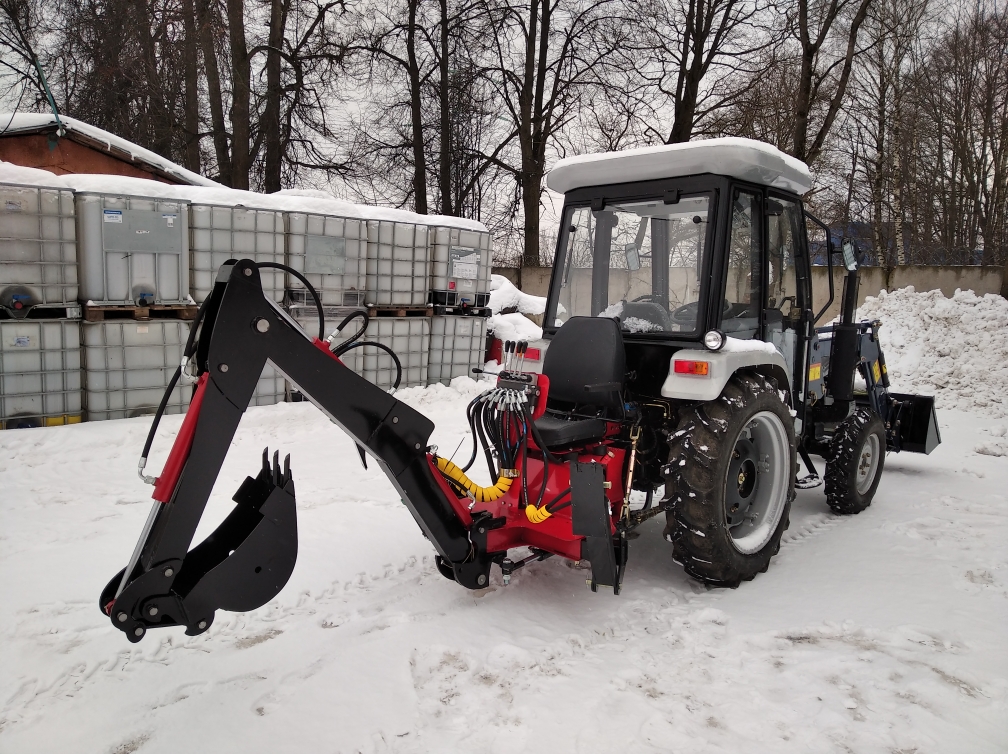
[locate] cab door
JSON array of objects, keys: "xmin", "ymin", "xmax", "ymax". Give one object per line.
[{"xmin": 763, "ymin": 195, "xmax": 810, "ymax": 405}]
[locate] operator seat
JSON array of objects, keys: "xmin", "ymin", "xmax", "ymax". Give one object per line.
[{"xmin": 534, "ymin": 316, "xmax": 626, "ymax": 449}]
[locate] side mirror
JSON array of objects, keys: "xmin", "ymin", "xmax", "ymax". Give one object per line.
[
  {"xmin": 841, "ymin": 239, "xmax": 859, "ymax": 271},
  {"xmin": 625, "ymin": 243, "xmax": 641, "ymax": 271}
]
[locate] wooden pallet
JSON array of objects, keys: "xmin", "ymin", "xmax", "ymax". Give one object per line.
[
  {"xmin": 82, "ymin": 303, "xmax": 199, "ymax": 322},
  {"xmin": 366, "ymin": 305, "xmax": 433, "ymax": 318}
]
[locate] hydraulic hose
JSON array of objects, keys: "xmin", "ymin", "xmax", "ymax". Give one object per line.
[
  {"xmin": 256, "ymin": 261, "xmax": 324, "ymax": 340},
  {"xmin": 434, "ymin": 456, "xmax": 513, "ymax": 503}
]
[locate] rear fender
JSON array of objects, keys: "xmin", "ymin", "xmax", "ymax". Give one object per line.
[{"xmin": 661, "ymin": 341, "xmax": 791, "ymax": 402}]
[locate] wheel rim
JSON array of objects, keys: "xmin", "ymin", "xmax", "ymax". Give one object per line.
[
  {"xmin": 855, "ymin": 433, "xmax": 881, "ymax": 495},
  {"xmin": 724, "ymin": 411, "xmax": 790, "ymax": 555}
]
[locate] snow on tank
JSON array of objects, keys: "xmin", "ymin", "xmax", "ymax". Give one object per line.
[{"xmin": 546, "ymin": 137, "xmax": 812, "ymax": 196}]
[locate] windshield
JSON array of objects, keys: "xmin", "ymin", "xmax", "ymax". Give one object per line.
[{"xmin": 552, "ymin": 194, "xmax": 711, "ymax": 335}]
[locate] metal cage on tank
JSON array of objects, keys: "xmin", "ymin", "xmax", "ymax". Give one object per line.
[
  {"xmin": 0, "ymin": 183, "xmax": 78, "ymax": 318},
  {"xmin": 0, "ymin": 319, "xmax": 83, "ymax": 429},
  {"xmin": 82, "ymin": 320, "xmax": 193, "ymax": 421},
  {"xmin": 427, "ymin": 314, "xmax": 488, "ymax": 385},
  {"xmin": 365, "ymin": 221, "xmax": 431, "ymax": 307},
  {"xmin": 189, "ymin": 204, "xmax": 286, "ymax": 304},
  {"xmin": 286, "ymin": 212, "xmax": 367, "ymax": 308}
]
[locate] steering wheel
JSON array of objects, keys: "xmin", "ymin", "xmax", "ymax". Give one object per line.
[
  {"xmin": 631, "ymin": 294, "xmax": 653, "ymax": 303},
  {"xmin": 670, "ymin": 299, "xmax": 731, "ymax": 325}
]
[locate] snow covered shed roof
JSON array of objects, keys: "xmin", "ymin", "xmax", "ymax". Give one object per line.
[
  {"xmin": 0, "ymin": 113, "xmax": 219, "ymax": 187},
  {"xmin": 546, "ymin": 138, "xmax": 812, "ymax": 196}
]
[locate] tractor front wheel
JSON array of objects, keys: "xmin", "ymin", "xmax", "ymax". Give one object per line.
[
  {"xmin": 825, "ymin": 408, "xmax": 886, "ymax": 514},
  {"xmin": 663, "ymin": 372, "xmax": 796, "ymax": 587}
]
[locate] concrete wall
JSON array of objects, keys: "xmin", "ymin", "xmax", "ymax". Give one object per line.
[{"xmin": 494, "ymin": 265, "xmax": 1005, "ymax": 323}]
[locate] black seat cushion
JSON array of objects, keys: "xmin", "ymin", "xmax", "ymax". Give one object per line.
[
  {"xmin": 534, "ymin": 414, "xmax": 608, "ymax": 448},
  {"xmin": 542, "ymin": 317, "xmax": 625, "ymax": 411}
]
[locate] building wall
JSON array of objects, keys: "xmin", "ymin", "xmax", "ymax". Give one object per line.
[{"xmin": 0, "ymin": 134, "xmax": 173, "ymax": 183}]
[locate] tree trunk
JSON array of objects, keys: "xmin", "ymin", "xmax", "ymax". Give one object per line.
[
  {"xmin": 227, "ymin": 0, "xmax": 251, "ymax": 190},
  {"xmin": 406, "ymin": 0, "xmax": 428, "ymax": 213},
  {"xmin": 197, "ymin": 0, "xmax": 231, "ymax": 184},
  {"xmin": 134, "ymin": 0, "xmax": 173, "ymax": 158},
  {"xmin": 793, "ymin": 44, "xmax": 815, "ymax": 163},
  {"xmin": 518, "ymin": 0, "xmax": 541, "ymax": 267},
  {"xmin": 521, "ymin": 171, "xmax": 541, "ymax": 267},
  {"xmin": 263, "ymin": 0, "xmax": 287, "ymax": 192},
  {"xmin": 438, "ymin": 0, "xmax": 452, "ymax": 215},
  {"xmin": 182, "ymin": 0, "xmax": 201, "ymax": 173},
  {"xmin": 667, "ymin": 75, "xmax": 699, "ymax": 143}
]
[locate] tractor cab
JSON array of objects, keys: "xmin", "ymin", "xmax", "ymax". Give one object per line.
[{"xmin": 542, "ymin": 138, "xmax": 816, "ymax": 408}]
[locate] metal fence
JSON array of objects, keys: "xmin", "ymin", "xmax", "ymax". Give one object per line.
[{"xmin": 808, "ymin": 240, "xmax": 1006, "ymax": 267}]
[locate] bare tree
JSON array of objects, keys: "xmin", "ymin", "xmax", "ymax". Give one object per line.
[
  {"xmin": 480, "ymin": 0, "xmax": 621, "ymax": 266},
  {"xmin": 793, "ymin": 0, "xmax": 873, "ymax": 165},
  {"xmin": 634, "ymin": 0, "xmax": 776, "ymax": 144}
]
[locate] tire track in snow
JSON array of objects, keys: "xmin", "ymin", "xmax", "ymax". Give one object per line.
[
  {"xmin": 0, "ymin": 553, "xmax": 443, "ymax": 730},
  {"xmin": 779, "ymin": 511, "xmax": 841, "ymax": 549}
]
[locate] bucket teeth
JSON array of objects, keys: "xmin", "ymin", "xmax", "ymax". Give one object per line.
[{"xmin": 260, "ymin": 448, "xmax": 292, "ymax": 488}]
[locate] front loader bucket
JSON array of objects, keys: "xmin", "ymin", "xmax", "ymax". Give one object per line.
[
  {"xmin": 888, "ymin": 393, "xmax": 941, "ymax": 454},
  {"xmin": 100, "ymin": 449, "xmax": 298, "ymax": 641}
]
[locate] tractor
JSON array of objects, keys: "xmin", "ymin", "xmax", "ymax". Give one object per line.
[{"xmin": 100, "ymin": 138, "xmax": 941, "ymax": 643}]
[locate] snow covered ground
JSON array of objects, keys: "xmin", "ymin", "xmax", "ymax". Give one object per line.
[{"xmin": 2, "ymin": 291, "xmax": 1007, "ymax": 753}]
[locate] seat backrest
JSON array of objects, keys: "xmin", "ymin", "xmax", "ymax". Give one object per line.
[
  {"xmin": 619, "ymin": 301, "xmax": 672, "ymax": 332},
  {"xmin": 543, "ymin": 316, "xmax": 625, "ymax": 411}
]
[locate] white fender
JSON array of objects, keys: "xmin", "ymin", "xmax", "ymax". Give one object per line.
[{"xmin": 661, "ymin": 338, "xmax": 790, "ymax": 402}]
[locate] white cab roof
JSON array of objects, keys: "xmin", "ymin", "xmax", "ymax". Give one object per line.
[{"xmin": 546, "ymin": 137, "xmax": 812, "ymax": 196}]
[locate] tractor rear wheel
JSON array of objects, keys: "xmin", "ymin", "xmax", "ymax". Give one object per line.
[
  {"xmin": 825, "ymin": 408, "xmax": 886, "ymax": 514},
  {"xmin": 663, "ymin": 372, "xmax": 796, "ymax": 587}
]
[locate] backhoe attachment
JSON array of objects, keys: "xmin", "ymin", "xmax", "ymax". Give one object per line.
[{"xmin": 101, "ymin": 260, "xmax": 476, "ymax": 642}]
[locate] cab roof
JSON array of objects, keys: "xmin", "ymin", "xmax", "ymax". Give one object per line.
[{"xmin": 546, "ymin": 137, "xmax": 812, "ymax": 196}]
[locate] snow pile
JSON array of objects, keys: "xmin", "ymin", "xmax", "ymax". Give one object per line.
[
  {"xmin": 599, "ymin": 300, "xmax": 623, "ymax": 319},
  {"xmin": 488, "ymin": 312, "xmax": 542, "ymax": 342},
  {"xmin": 488, "ymin": 274, "xmax": 546, "ymax": 316},
  {"xmin": 392, "ymin": 375, "xmax": 490, "ymax": 410},
  {"xmin": 0, "ymin": 161, "xmax": 72, "ymax": 187},
  {"xmin": 857, "ymin": 287, "xmax": 1008, "ymax": 418},
  {"xmin": 487, "ymin": 274, "xmax": 545, "ymax": 341}
]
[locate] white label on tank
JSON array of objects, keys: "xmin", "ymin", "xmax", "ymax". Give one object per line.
[
  {"xmin": 458, "ymin": 279, "xmax": 474, "ymax": 290},
  {"xmin": 163, "ymin": 214, "xmax": 176, "ymax": 227},
  {"xmin": 103, "ymin": 209, "xmax": 123, "ymax": 223},
  {"xmin": 137, "ymin": 325, "xmax": 149, "ymax": 334},
  {"xmin": 5, "ymin": 200, "xmax": 21, "ymax": 212},
  {"xmin": 13, "ymin": 335, "xmax": 31, "ymax": 347},
  {"xmin": 450, "ymin": 247, "xmax": 480, "ymax": 280},
  {"xmin": 458, "ymin": 321, "xmax": 472, "ymax": 335}
]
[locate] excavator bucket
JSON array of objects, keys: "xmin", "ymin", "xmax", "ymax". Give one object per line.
[{"xmin": 100, "ymin": 449, "xmax": 297, "ymax": 641}]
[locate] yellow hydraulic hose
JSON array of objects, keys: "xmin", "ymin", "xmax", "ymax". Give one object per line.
[
  {"xmin": 434, "ymin": 456, "xmax": 513, "ymax": 503},
  {"xmin": 525, "ymin": 504, "xmax": 552, "ymax": 523}
]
